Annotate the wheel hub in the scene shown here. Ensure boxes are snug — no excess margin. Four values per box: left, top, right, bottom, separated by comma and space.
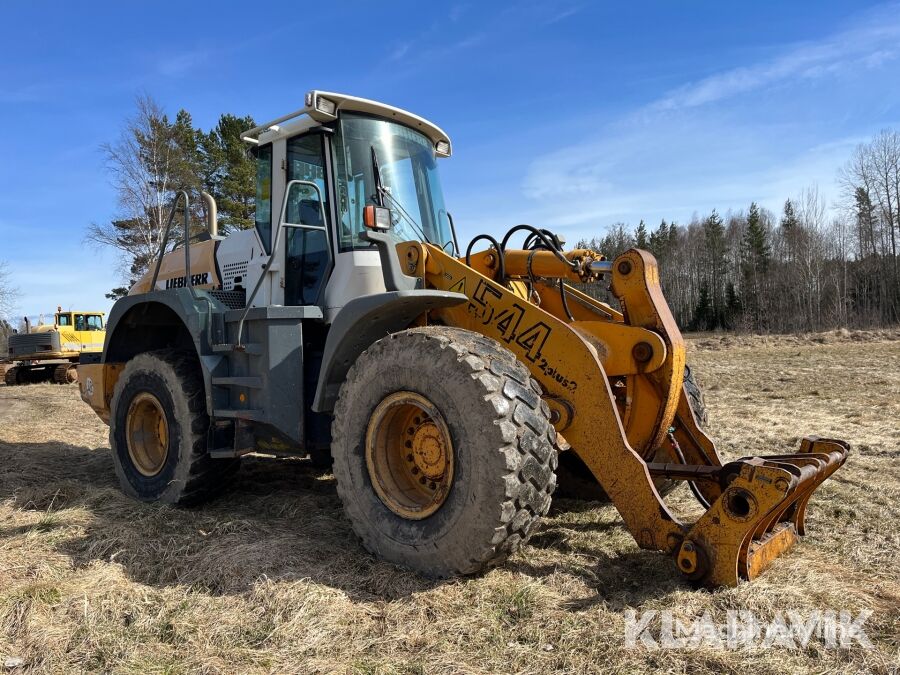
365, 391, 454, 520
410, 421, 448, 479
125, 392, 169, 477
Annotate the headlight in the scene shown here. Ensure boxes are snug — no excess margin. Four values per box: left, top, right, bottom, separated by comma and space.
315, 96, 337, 116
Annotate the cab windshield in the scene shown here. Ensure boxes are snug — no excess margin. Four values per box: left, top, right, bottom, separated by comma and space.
333, 114, 453, 251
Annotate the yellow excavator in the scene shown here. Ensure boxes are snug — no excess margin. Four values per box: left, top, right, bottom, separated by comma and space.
78, 91, 847, 586
4, 308, 105, 385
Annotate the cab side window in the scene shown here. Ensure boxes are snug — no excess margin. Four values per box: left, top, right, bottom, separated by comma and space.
254, 144, 273, 253
75, 314, 86, 331
86, 315, 103, 331
57, 314, 71, 326
284, 134, 330, 306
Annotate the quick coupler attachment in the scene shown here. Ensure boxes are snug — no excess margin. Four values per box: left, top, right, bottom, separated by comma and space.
650, 436, 849, 586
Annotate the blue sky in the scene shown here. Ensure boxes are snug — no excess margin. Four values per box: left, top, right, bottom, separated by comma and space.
1, 1, 899, 316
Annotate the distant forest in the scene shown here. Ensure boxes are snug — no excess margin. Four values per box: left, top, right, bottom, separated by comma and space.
576, 130, 900, 333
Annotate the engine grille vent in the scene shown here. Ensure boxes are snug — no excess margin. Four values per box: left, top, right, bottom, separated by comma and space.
207, 289, 246, 310
222, 261, 249, 291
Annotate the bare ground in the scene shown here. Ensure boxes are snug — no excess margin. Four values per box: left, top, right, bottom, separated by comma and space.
1, 331, 898, 674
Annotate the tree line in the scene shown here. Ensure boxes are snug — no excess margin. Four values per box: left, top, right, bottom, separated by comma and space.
576, 130, 900, 332
88, 95, 257, 299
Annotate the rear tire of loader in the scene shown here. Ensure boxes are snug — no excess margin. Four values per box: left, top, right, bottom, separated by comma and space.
554, 364, 708, 502
109, 350, 239, 506
331, 326, 558, 577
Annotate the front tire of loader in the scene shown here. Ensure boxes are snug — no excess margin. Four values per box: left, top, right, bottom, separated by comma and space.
555, 364, 708, 502
109, 350, 239, 506
331, 326, 558, 577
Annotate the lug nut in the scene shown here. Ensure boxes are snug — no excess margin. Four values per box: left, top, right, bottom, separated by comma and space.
406, 453, 414, 462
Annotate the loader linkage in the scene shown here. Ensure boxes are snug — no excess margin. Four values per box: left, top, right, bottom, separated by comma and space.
400, 236, 850, 586
649, 435, 848, 585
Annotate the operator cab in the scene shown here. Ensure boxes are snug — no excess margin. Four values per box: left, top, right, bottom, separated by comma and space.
56, 312, 104, 331
228, 91, 455, 321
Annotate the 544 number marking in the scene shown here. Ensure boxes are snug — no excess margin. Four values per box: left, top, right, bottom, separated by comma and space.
467, 279, 551, 363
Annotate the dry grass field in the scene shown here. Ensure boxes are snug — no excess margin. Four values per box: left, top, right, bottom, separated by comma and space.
1, 331, 898, 674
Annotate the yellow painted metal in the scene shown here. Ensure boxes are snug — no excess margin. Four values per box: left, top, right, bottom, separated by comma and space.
365, 391, 455, 520
398, 240, 849, 585
404, 241, 685, 550
78, 362, 125, 423
129, 239, 219, 295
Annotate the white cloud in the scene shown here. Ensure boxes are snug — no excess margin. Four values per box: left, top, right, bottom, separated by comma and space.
157, 49, 212, 77
652, 4, 900, 111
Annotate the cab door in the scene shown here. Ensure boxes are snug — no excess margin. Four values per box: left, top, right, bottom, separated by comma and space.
283, 133, 332, 306
73, 313, 89, 352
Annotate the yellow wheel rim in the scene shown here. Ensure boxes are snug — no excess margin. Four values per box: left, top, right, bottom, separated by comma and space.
126, 392, 169, 477
365, 392, 454, 520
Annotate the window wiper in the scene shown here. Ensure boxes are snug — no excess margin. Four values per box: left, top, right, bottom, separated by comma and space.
369, 144, 433, 245
370, 145, 385, 208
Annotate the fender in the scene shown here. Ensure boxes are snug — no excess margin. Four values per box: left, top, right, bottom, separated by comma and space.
312, 290, 467, 413
103, 290, 224, 362
86, 290, 228, 421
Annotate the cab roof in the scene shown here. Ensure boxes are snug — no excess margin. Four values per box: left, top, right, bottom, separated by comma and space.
240, 90, 452, 157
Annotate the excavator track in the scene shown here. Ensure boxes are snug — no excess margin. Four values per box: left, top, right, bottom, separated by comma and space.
53, 362, 78, 384
3, 365, 19, 386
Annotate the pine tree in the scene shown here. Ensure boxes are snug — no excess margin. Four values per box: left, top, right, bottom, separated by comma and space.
702, 210, 728, 329
634, 220, 649, 249
648, 219, 669, 258
742, 202, 770, 273
199, 114, 257, 233
693, 281, 711, 330
725, 281, 742, 328
781, 199, 799, 229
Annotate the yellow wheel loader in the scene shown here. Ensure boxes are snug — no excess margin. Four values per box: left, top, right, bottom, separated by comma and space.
4, 309, 105, 385
78, 91, 847, 586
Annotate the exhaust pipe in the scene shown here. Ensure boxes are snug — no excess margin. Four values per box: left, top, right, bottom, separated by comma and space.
24, 317, 30, 334
201, 191, 218, 237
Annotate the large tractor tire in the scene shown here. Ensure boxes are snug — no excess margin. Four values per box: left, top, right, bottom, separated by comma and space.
331, 327, 558, 577
109, 350, 239, 506
555, 364, 708, 502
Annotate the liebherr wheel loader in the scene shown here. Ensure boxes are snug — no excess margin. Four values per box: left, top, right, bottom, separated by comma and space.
79, 91, 848, 586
